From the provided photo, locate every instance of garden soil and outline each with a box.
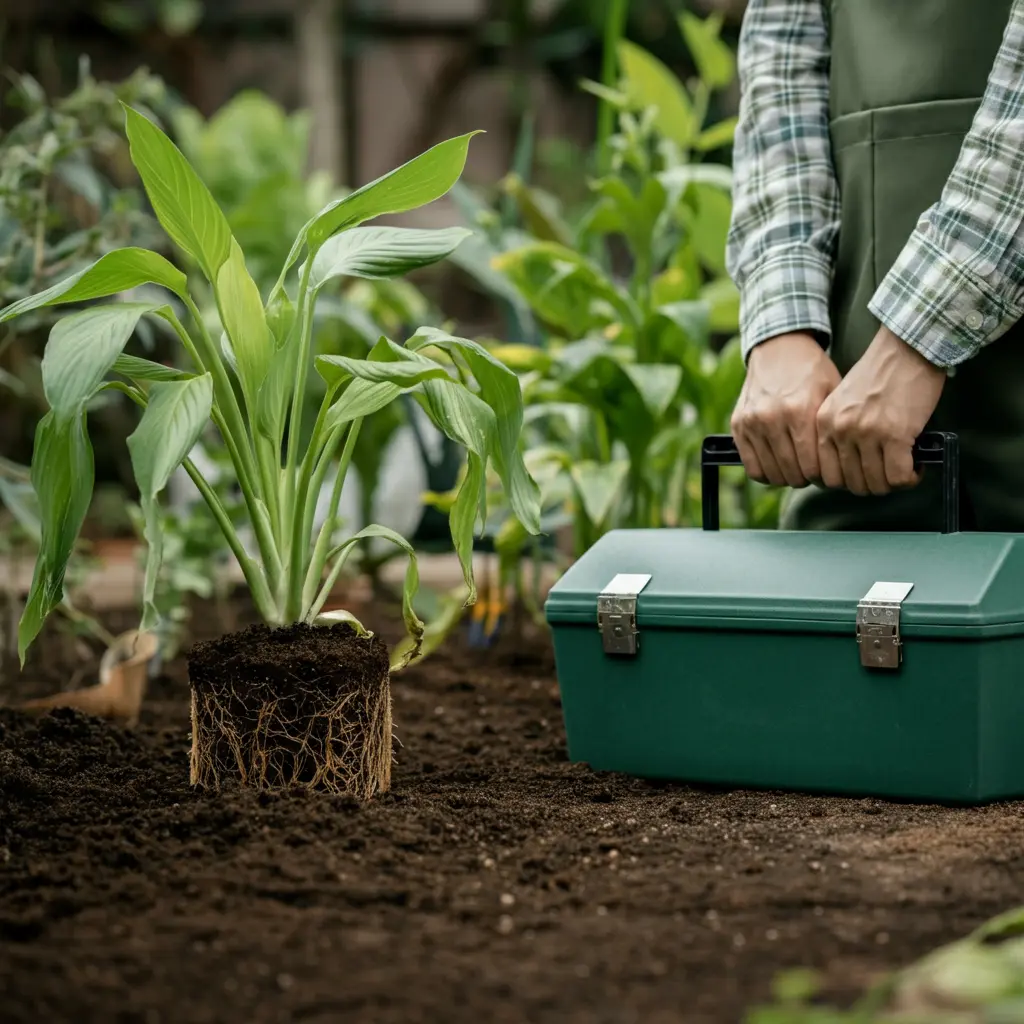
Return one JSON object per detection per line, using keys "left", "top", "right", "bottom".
{"left": 2, "top": 598, "right": 1023, "bottom": 1024}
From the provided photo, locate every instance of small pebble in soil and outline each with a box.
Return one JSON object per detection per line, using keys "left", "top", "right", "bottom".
{"left": 277, "top": 973, "right": 294, "bottom": 991}
{"left": 596, "top": 906, "right": 608, "bottom": 916}
{"left": 841, "top": 861, "right": 850, "bottom": 869}
{"left": 500, "top": 893, "right": 515, "bottom": 907}
{"left": 876, "top": 932, "right": 890, "bottom": 945}
{"left": 607, "top": 849, "right": 619, "bottom": 859}
{"left": 497, "top": 916, "right": 514, "bottom": 935}
{"left": 766, "top": 929, "right": 779, "bottom": 941}
{"left": 733, "top": 934, "right": 746, "bottom": 949}
{"left": 482, "top": 857, "right": 495, "bottom": 869}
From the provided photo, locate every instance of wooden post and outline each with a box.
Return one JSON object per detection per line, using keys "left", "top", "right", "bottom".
{"left": 295, "top": 0, "right": 345, "bottom": 181}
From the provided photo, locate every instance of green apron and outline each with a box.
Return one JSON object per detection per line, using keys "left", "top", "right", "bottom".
{"left": 781, "top": 0, "right": 1024, "bottom": 532}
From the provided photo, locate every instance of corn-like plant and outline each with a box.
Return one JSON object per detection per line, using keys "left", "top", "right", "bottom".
{"left": 0, "top": 106, "right": 541, "bottom": 666}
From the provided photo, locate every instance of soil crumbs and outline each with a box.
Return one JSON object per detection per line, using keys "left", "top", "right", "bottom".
{"left": 2, "top": 607, "right": 1024, "bottom": 1024}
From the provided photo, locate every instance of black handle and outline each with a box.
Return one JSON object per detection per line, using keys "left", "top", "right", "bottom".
{"left": 700, "top": 431, "right": 960, "bottom": 534}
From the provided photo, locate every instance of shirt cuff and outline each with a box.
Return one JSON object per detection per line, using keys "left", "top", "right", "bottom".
{"left": 868, "top": 229, "right": 1024, "bottom": 369}
{"left": 738, "top": 246, "right": 833, "bottom": 362}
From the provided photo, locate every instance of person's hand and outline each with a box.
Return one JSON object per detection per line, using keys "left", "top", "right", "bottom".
{"left": 731, "top": 332, "right": 842, "bottom": 487}
{"left": 815, "top": 326, "right": 946, "bottom": 496}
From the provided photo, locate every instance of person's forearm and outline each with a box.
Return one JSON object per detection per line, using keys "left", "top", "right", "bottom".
{"left": 726, "top": 0, "right": 840, "bottom": 362}
{"left": 869, "top": 0, "right": 1024, "bottom": 368}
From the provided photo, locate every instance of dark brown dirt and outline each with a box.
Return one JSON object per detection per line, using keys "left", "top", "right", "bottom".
{"left": 188, "top": 623, "right": 392, "bottom": 795}
{"left": 1, "top": 598, "right": 1024, "bottom": 1024}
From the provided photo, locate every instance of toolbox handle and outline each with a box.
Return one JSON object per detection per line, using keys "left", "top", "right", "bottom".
{"left": 700, "top": 431, "right": 960, "bottom": 534}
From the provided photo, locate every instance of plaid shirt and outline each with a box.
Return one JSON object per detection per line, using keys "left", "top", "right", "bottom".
{"left": 726, "top": 0, "right": 1024, "bottom": 369}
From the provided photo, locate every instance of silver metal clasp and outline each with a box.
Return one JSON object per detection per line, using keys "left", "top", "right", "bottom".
{"left": 597, "top": 573, "right": 652, "bottom": 656}
{"left": 856, "top": 581, "right": 914, "bottom": 669}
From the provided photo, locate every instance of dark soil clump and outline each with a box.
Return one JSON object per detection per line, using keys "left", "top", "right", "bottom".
{"left": 1, "top": 601, "right": 1023, "bottom": 1023}
{"left": 188, "top": 622, "right": 392, "bottom": 795}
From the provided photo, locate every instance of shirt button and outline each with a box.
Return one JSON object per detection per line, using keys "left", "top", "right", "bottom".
{"left": 965, "top": 310, "right": 984, "bottom": 330}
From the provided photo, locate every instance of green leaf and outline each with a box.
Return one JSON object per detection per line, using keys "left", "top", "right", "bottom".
{"left": 323, "top": 378, "right": 403, "bottom": 433}
{"left": 409, "top": 327, "right": 541, "bottom": 535}
{"left": 702, "top": 277, "right": 740, "bottom": 333}
{"left": 618, "top": 40, "right": 695, "bottom": 147}
{"left": 679, "top": 12, "right": 735, "bottom": 91}
{"left": 657, "top": 300, "right": 711, "bottom": 346}
{"left": 695, "top": 117, "right": 738, "bottom": 152}
{"left": 113, "top": 354, "right": 194, "bottom": 383}
{"left": 0, "top": 248, "right": 187, "bottom": 324}
{"left": 686, "top": 182, "right": 733, "bottom": 275}
{"left": 311, "top": 524, "right": 424, "bottom": 670}
{"left": 127, "top": 375, "right": 214, "bottom": 631}
{"left": 42, "top": 304, "right": 161, "bottom": 417}
{"left": 317, "top": 354, "right": 452, "bottom": 389}
{"left": 621, "top": 363, "right": 683, "bottom": 420}
{"left": 309, "top": 226, "right": 471, "bottom": 291}
{"left": 19, "top": 410, "right": 94, "bottom": 662}
{"left": 123, "top": 104, "right": 233, "bottom": 282}
{"left": 215, "top": 238, "right": 272, "bottom": 408}
{"left": 277, "top": 132, "right": 480, "bottom": 289}
{"left": 492, "top": 241, "right": 634, "bottom": 337}
{"left": 569, "top": 460, "right": 630, "bottom": 528}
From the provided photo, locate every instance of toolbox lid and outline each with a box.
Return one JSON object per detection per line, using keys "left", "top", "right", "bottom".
{"left": 544, "top": 529, "right": 1024, "bottom": 637}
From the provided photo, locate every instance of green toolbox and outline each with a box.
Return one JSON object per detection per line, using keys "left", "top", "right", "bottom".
{"left": 545, "top": 433, "right": 1024, "bottom": 803}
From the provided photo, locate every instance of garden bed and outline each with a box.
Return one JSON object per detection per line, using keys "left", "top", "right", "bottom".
{"left": 2, "top": 596, "right": 1023, "bottom": 1024}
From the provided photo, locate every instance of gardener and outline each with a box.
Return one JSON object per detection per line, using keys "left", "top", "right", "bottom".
{"left": 726, "top": 0, "right": 1024, "bottom": 531}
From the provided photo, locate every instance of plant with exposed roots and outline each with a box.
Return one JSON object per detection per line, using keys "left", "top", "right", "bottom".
{"left": 0, "top": 106, "right": 541, "bottom": 795}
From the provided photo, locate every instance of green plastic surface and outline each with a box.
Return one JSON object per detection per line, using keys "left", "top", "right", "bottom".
{"left": 545, "top": 529, "right": 1024, "bottom": 802}
{"left": 545, "top": 529, "right": 1024, "bottom": 636}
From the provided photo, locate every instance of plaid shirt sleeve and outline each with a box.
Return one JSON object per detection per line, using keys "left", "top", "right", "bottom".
{"left": 725, "top": 0, "right": 839, "bottom": 362}
{"left": 869, "top": 1, "right": 1024, "bottom": 368}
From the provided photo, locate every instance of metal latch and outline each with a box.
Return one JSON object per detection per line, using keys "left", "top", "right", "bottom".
{"left": 856, "top": 581, "right": 914, "bottom": 669}
{"left": 597, "top": 573, "right": 652, "bottom": 656}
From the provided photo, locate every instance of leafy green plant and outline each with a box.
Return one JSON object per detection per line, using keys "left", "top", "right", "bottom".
{"left": 0, "top": 106, "right": 541, "bottom": 668}
{"left": 169, "top": 90, "right": 465, "bottom": 587}
{"left": 461, "top": 12, "right": 776, "bottom": 589}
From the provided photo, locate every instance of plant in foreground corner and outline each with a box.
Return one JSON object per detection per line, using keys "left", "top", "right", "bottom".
{"left": 0, "top": 106, "right": 541, "bottom": 795}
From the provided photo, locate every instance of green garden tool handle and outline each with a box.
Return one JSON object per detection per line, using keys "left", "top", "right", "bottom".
{"left": 700, "top": 431, "right": 960, "bottom": 534}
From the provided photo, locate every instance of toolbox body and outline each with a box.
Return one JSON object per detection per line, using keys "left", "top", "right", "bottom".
{"left": 544, "top": 435, "right": 1024, "bottom": 803}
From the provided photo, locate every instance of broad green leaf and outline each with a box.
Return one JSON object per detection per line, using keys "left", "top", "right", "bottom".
{"left": 309, "top": 226, "right": 470, "bottom": 291}
{"left": 0, "top": 248, "right": 187, "bottom": 324}
{"left": 492, "top": 241, "right": 634, "bottom": 337}
{"left": 686, "top": 182, "right": 732, "bottom": 275}
{"left": 19, "top": 410, "right": 95, "bottom": 662}
{"left": 215, "top": 238, "right": 272, "bottom": 409}
{"left": 695, "top": 117, "right": 738, "bottom": 152}
{"left": 618, "top": 40, "right": 695, "bottom": 147}
{"left": 409, "top": 326, "right": 541, "bottom": 535}
{"left": 310, "top": 524, "right": 424, "bottom": 669}
{"left": 277, "top": 132, "right": 480, "bottom": 289}
{"left": 657, "top": 300, "right": 711, "bottom": 346}
{"left": 317, "top": 354, "right": 452, "bottom": 388}
{"left": 42, "top": 304, "right": 161, "bottom": 417}
{"left": 621, "top": 364, "right": 683, "bottom": 420}
{"left": 127, "top": 374, "right": 214, "bottom": 631}
{"left": 323, "top": 378, "right": 403, "bottom": 433}
{"left": 702, "top": 277, "right": 740, "bottom": 333}
{"left": 113, "top": 354, "right": 194, "bottom": 383}
{"left": 123, "top": 104, "right": 233, "bottom": 282}
{"left": 411, "top": 378, "right": 497, "bottom": 603}
{"left": 679, "top": 12, "right": 735, "bottom": 91}
{"left": 569, "top": 460, "right": 630, "bottom": 528}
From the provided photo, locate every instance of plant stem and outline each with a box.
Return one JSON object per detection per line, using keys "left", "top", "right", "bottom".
{"left": 596, "top": 0, "right": 629, "bottom": 175}
{"left": 181, "top": 457, "right": 278, "bottom": 621}
{"left": 300, "top": 418, "right": 362, "bottom": 617}
{"left": 282, "top": 260, "right": 316, "bottom": 542}
{"left": 284, "top": 380, "right": 340, "bottom": 620}
{"left": 181, "top": 295, "right": 280, "bottom": 592}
